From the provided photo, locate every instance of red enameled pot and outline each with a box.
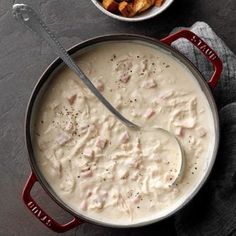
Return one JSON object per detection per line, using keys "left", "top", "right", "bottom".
{"left": 22, "top": 30, "right": 223, "bottom": 232}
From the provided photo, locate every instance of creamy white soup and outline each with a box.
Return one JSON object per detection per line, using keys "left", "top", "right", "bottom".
{"left": 33, "top": 41, "right": 215, "bottom": 225}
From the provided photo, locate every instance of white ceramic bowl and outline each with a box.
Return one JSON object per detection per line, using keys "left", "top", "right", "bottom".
{"left": 91, "top": 0, "right": 174, "bottom": 22}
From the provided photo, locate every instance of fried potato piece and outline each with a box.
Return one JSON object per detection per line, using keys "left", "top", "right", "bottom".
{"left": 155, "top": 0, "right": 165, "bottom": 7}
{"left": 133, "top": 0, "right": 155, "bottom": 14}
{"left": 116, "top": 0, "right": 132, "bottom": 2}
{"left": 119, "top": 1, "right": 135, "bottom": 17}
{"left": 102, "top": 0, "right": 119, "bottom": 12}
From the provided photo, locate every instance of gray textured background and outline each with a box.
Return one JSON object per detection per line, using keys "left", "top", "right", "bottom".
{"left": 0, "top": 0, "right": 236, "bottom": 235}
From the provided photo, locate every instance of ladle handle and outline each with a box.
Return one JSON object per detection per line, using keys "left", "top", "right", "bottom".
{"left": 12, "top": 3, "right": 139, "bottom": 129}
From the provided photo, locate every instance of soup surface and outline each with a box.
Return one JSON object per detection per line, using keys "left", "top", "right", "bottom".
{"left": 33, "top": 41, "right": 215, "bottom": 225}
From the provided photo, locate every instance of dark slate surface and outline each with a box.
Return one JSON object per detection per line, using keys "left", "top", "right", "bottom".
{"left": 0, "top": 0, "right": 235, "bottom": 235}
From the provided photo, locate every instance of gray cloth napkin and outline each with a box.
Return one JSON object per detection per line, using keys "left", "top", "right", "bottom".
{"left": 172, "top": 22, "right": 236, "bottom": 236}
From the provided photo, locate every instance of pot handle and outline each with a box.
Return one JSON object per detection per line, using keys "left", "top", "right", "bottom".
{"left": 22, "top": 172, "right": 83, "bottom": 233}
{"left": 161, "top": 29, "right": 223, "bottom": 89}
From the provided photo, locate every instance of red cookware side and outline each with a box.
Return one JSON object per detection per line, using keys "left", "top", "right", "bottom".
{"left": 22, "top": 29, "right": 223, "bottom": 232}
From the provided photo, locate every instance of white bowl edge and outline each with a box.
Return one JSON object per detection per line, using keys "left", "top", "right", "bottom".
{"left": 91, "top": 0, "right": 174, "bottom": 22}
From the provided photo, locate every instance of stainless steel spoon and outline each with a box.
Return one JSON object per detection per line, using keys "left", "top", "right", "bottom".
{"left": 12, "top": 3, "right": 185, "bottom": 183}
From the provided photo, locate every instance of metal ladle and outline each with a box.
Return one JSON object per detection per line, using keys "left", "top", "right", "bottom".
{"left": 12, "top": 3, "right": 185, "bottom": 184}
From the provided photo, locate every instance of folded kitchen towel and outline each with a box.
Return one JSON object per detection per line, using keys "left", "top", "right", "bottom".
{"left": 172, "top": 22, "right": 236, "bottom": 236}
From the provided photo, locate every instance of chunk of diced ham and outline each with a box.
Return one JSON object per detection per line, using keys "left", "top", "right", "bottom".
{"left": 95, "top": 80, "right": 104, "bottom": 92}
{"left": 100, "top": 190, "right": 108, "bottom": 198}
{"left": 56, "top": 132, "right": 71, "bottom": 146}
{"left": 196, "top": 127, "right": 207, "bottom": 137}
{"left": 96, "top": 136, "right": 107, "bottom": 149}
{"left": 174, "top": 127, "right": 184, "bottom": 137}
{"left": 172, "top": 187, "right": 180, "bottom": 194}
{"left": 183, "top": 118, "right": 196, "bottom": 129}
{"left": 83, "top": 148, "right": 94, "bottom": 158}
{"left": 133, "top": 195, "right": 141, "bottom": 204}
{"left": 119, "top": 74, "right": 130, "bottom": 83}
{"left": 120, "top": 131, "right": 130, "bottom": 144}
{"left": 67, "top": 94, "right": 77, "bottom": 105}
{"left": 142, "top": 79, "right": 157, "bottom": 89}
{"left": 81, "top": 201, "right": 88, "bottom": 211}
{"left": 86, "top": 190, "right": 93, "bottom": 198}
{"left": 144, "top": 108, "right": 156, "bottom": 119}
